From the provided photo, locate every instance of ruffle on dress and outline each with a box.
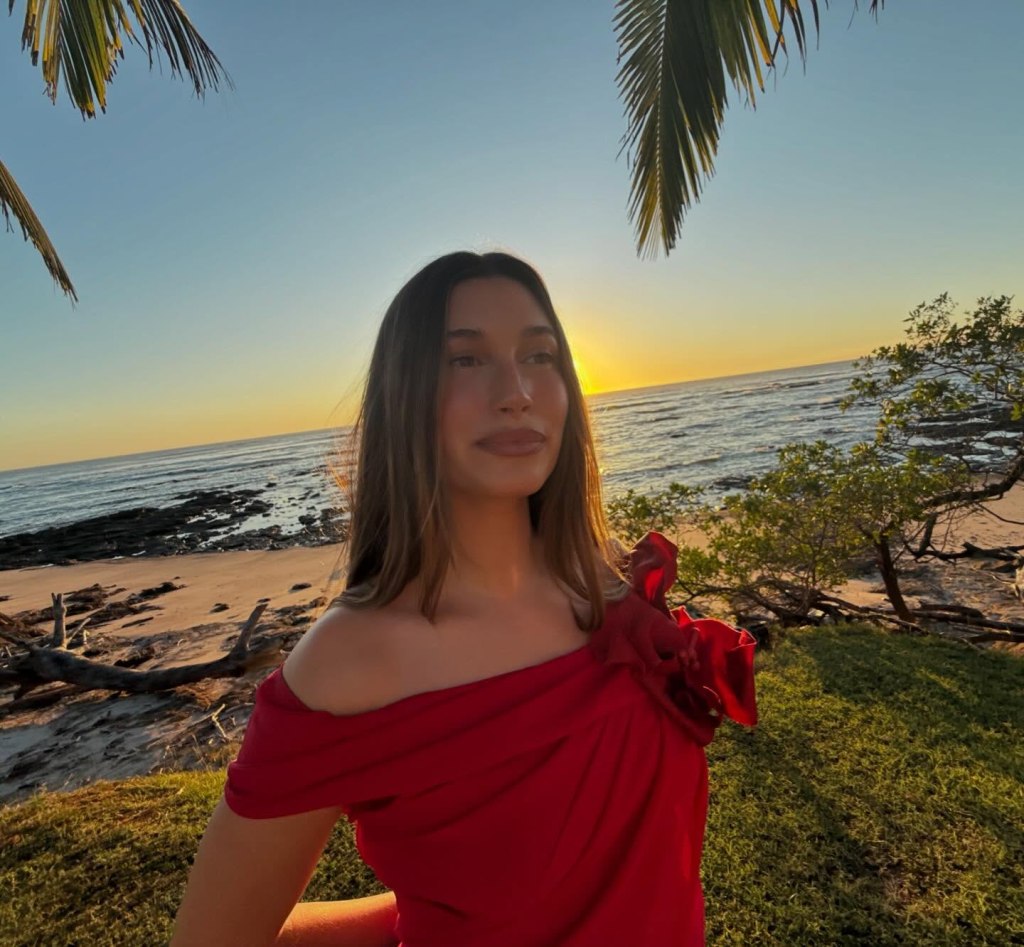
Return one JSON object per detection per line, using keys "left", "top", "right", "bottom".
{"left": 590, "top": 530, "right": 758, "bottom": 748}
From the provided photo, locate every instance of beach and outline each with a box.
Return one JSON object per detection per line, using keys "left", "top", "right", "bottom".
{"left": 2, "top": 484, "right": 1022, "bottom": 808}
{"left": 0, "top": 544, "right": 348, "bottom": 806}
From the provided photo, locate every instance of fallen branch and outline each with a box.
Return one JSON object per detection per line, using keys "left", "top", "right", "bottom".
{"left": 0, "top": 684, "right": 90, "bottom": 714}
{"left": 813, "top": 592, "right": 928, "bottom": 634}
{"left": 923, "top": 613, "right": 1024, "bottom": 636}
{"left": 915, "top": 601, "right": 985, "bottom": 618}
{"left": 960, "top": 631, "right": 1024, "bottom": 645}
{"left": 922, "top": 541, "right": 1024, "bottom": 563}
{"left": 813, "top": 592, "right": 1024, "bottom": 643}
{"left": 1, "top": 603, "right": 287, "bottom": 701}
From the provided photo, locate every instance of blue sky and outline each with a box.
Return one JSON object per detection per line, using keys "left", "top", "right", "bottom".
{"left": 2, "top": 0, "right": 1022, "bottom": 470}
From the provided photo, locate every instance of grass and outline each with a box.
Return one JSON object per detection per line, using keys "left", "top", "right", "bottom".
{"left": 1, "top": 623, "right": 1021, "bottom": 945}
{"left": 704, "top": 624, "right": 1023, "bottom": 945}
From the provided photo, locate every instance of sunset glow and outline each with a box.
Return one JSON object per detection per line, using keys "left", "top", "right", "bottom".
{"left": 2, "top": 1, "right": 1021, "bottom": 471}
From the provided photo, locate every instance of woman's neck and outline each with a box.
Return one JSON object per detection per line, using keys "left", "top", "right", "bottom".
{"left": 444, "top": 495, "right": 544, "bottom": 603}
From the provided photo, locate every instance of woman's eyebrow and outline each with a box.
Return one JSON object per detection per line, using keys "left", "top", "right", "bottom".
{"left": 445, "top": 325, "right": 556, "bottom": 340}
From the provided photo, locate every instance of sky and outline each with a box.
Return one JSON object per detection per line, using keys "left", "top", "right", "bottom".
{"left": 2, "top": 0, "right": 1021, "bottom": 471}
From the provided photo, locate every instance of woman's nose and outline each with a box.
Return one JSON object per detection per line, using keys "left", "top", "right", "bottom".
{"left": 493, "top": 359, "right": 532, "bottom": 413}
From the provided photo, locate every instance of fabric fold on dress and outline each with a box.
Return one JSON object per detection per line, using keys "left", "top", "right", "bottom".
{"left": 590, "top": 531, "right": 758, "bottom": 748}
{"left": 224, "top": 531, "right": 758, "bottom": 946}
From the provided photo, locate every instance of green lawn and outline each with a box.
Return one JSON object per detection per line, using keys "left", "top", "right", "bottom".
{"left": 2, "top": 623, "right": 1021, "bottom": 945}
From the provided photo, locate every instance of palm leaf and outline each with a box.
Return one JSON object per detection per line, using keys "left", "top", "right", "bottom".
{"left": 11, "top": 0, "right": 231, "bottom": 116}
{"left": 0, "top": 158, "right": 77, "bottom": 301}
{"left": 6, "top": 0, "right": 229, "bottom": 301}
{"left": 615, "top": 0, "right": 883, "bottom": 258}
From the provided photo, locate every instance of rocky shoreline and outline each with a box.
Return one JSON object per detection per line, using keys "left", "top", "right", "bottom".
{"left": 0, "top": 488, "right": 347, "bottom": 570}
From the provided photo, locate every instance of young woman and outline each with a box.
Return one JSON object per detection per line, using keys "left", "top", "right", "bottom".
{"left": 172, "top": 251, "right": 757, "bottom": 946}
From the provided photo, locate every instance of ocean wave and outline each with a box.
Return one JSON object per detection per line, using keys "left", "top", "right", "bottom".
{"left": 1, "top": 366, "right": 879, "bottom": 536}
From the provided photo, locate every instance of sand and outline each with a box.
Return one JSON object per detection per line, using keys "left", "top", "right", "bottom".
{"left": 2, "top": 485, "right": 1022, "bottom": 808}
{"left": 835, "top": 481, "right": 1024, "bottom": 623}
{"left": 1, "top": 544, "right": 348, "bottom": 806}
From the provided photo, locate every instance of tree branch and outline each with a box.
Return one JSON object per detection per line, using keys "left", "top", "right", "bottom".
{"left": 2, "top": 603, "right": 287, "bottom": 705}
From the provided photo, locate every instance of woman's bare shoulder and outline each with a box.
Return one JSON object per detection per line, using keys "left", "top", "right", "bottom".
{"left": 282, "top": 601, "right": 425, "bottom": 716}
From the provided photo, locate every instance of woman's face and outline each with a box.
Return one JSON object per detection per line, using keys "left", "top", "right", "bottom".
{"left": 438, "top": 276, "right": 569, "bottom": 503}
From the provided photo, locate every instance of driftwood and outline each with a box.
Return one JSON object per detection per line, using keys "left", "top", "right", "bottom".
{"left": 918, "top": 540, "right": 1024, "bottom": 564}
{"left": 813, "top": 591, "right": 1024, "bottom": 644}
{"left": 731, "top": 570, "right": 1024, "bottom": 646}
{"left": 0, "top": 683, "right": 89, "bottom": 715}
{"left": 0, "top": 594, "right": 288, "bottom": 706}
{"left": 915, "top": 601, "right": 985, "bottom": 619}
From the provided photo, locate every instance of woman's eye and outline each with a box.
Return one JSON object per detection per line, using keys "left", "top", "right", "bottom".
{"left": 526, "top": 351, "right": 557, "bottom": 364}
{"left": 449, "top": 355, "right": 479, "bottom": 368}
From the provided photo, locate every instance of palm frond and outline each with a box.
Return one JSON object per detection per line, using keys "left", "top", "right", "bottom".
{"left": 6, "top": 0, "right": 228, "bottom": 302}
{"left": 0, "top": 158, "right": 77, "bottom": 302}
{"left": 10, "top": 0, "right": 231, "bottom": 117}
{"left": 615, "top": 0, "right": 883, "bottom": 258}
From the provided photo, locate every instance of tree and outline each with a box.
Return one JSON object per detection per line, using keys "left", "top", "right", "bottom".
{"left": 691, "top": 441, "right": 961, "bottom": 624}
{"left": 606, "top": 294, "right": 1024, "bottom": 642}
{"left": 843, "top": 293, "right": 1024, "bottom": 558}
{"left": 3, "top": 0, "right": 228, "bottom": 301}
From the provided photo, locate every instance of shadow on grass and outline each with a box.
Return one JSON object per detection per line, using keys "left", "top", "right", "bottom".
{"left": 703, "top": 623, "right": 1024, "bottom": 946}
{"left": 0, "top": 773, "right": 384, "bottom": 946}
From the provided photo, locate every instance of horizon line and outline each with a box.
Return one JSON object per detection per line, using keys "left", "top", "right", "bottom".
{"left": 2, "top": 355, "right": 858, "bottom": 476}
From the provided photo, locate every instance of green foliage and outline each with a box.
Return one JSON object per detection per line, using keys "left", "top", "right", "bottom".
{"left": 710, "top": 442, "right": 869, "bottom": 601}
{"left": 843, "top": 293, "right": 1024, "bottom": 445}
{"left": 701, "top": 442, "right": 948, "bottom": 613}
{"left": 11, "top": 0, "right": 228, "bottom": 118}
{"left": 835, "top": 442, "right": 969, "bottom": 543}
{"left": 674, "top": 541, "right": 725, "bottom": 602}
{"left": 606, "top": 440, "right": 967, "bottom": 619}
{"left": 2, "top": 625, "right": 1021, "bottom": 945}
{"left": 608, "top": 294, "right": 1017, "bottom": 620}
{"left": 605, "top": 481, "right": 704, "bottom": 543}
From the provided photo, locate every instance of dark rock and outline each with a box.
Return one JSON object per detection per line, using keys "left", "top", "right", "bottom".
{"left": 130, "top": 581, "right": 184, "bottom": 601}
{"left": 290, "top": 582, "right": 312, "bottom": 592}
{"left": 0, "top": 487, "right": 350, "bottom": 570}
{"left": 15, "top": 584, "right": 108, "bottom": 624}
{"left": 712, "top": 474, "right": 754, "bottom": 492}
{"left": 211, "top": 603, "right": 230, "bottom": 613}
{"left": 0, "top": 489, "right": 272, "bottom": 569}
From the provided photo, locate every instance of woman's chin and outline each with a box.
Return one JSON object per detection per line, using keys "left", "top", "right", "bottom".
{"left": 445, "top": 453, "right": 557, "bottom": 501}
{"left": 452, "top": 473, "right": 552, "bottom": 502}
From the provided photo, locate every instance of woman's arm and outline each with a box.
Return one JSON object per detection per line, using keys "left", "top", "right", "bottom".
{"left": 275, "top": 893, "right": 398, "bottom": 946}
{"left": 172, "top": 798, "right": 397, "bottom": 946}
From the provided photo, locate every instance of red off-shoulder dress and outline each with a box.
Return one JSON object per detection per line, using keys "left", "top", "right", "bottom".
{"left": 224, "top": 533, "right": 758, "bottom": 946}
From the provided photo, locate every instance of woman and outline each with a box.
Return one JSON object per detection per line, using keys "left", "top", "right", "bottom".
{"left": 172, "top": 251, "right": 757, "bottom": 946}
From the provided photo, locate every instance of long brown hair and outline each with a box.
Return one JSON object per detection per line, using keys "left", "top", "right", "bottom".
{"left": 333, "top": 251, "right": 623, "bottom": 629}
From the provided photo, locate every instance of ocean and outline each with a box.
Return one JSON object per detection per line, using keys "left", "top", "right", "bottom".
{"left": 0, "top": 359, "right": 876, "bottom": 542}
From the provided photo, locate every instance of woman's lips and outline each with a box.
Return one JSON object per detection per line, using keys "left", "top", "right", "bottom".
{"left": 475, "top": 429, "right": 546, "bottom": 456}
